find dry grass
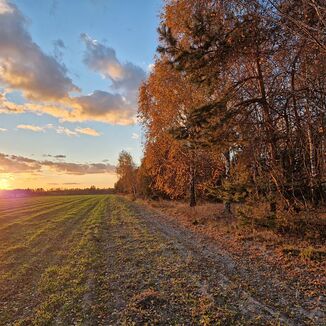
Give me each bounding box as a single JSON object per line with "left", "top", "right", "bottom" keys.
{"left": 139, "top": 198, "right": 326, "bottom": 305}
{"left": 142, "top": 199, "right": 325, "bottom": 251}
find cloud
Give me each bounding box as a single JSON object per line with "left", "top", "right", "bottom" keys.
{"left": 81, "top": 33, "right": 146, "bottom": 99}
{"left": 55, "top": 126, "right": 78, "bottom": 136}
{"left": 0, "top": 153, "right": 41, "bottom": 173}
{"left": 44, "top": 154, "right": 66, "bottom": 159}
{"left": 15, "top": 123, "right": 102, "bottom": 137}
{"left": 53, "top": 39, "right": 65, "bottom": 49}
{"left": 17, "top": 124, "right": 44, "bottom": 132}
{"left": 0, "top": 96, "right": 25, "bottom": 114}
{"left": 81, "top": 33, "right": 122, "bottom": 79}
{"left": 47, "top": 182, "right": 81, "bottom": 186}
{"left": 147, "top": 63, "right": 155, "bottom": 72}
{"left": 0, "top": 0, "right": 13, "bottom": 14}
{"left": 0, "top": 2, "right": 138, "bottom": 126}
{"left": 73, "top": 90, "right": 135, "bottom": 125}
{"left": 49, "top": 0, "right": 58, "bottom": 15}
{"left": 16, "top": 123, "right": 77, "bottom": 136}
{"left": 0, "top": 152, "right": 115, "bottom": 174}
{"left": 131, "top": 132, "right": 139, "bottom": 139}
{"left": 0, "top": 90, "right": 135, "bottom": 125}
{"left": 75, "top": 127, "right": 101, "bottom": 137}
{"left": 0, "top": 127, "right": 7, "bottom": 132}
{"left": 53, "top": 39, "right": 65, "bottom": 61}
{"left": 0, "top": 1, "right": 79, "bottom": 100}
{"left": 42, "top": 161, "right": 115, "bottom": 175}
{"left": 54, "top": 154, "right": 66, "bottom": 159}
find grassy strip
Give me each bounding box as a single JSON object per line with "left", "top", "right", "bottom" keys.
{"left": 0, "top": 196, "right": 107, "bottom": 324}
{"left": 0, "top": 197, "right": 53, "bottom": 214}
{"left": 11, "top": 195, "right": 109, "bottom": 325}
{"left": 0, "top": 197, "right": 99, "bottom": 273}
{"left": 0, "top": 196, "right": 81, "bottom": 225}
{"left": 0, "top": 196, "right": 90, "bottom": 245}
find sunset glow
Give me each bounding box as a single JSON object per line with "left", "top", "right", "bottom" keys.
{"left": 0, "top": 177, "right": 10, "bottom": 189}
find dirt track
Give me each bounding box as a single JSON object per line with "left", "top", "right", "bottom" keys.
{"left": 96, "top": 196, "right": 324, "bottom": 325}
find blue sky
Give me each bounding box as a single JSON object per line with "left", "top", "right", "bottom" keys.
{"left": 0, "top": 0, "right": 162, "bottom": 189}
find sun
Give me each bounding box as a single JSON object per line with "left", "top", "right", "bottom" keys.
{"left": 0, "top": 178, "right": 10, "bottom": 190}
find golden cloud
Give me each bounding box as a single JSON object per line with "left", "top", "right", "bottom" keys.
{"left": 75, "top": 127, "right": 101, "bottom": 136}
{"left": 0, "top": 92, "right": 136, "bottom": 125}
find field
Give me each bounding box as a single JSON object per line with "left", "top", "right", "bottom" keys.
{"left": 0, "top": 195, "right": 109, "bottom": 325}
{"left": 0, "top": 195, "right": 324, "bottom": 325}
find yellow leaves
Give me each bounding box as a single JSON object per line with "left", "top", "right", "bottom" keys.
{"left": 138, "top": 56, "right": 220, "bottom": 199}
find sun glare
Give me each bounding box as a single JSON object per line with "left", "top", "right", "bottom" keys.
{"left": 0, "top": 178, "right": 10, "bottom": 189}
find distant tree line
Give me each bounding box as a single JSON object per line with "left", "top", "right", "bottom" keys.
{"left": 116, "top": 0, "right": 325, "bottom": 216}
{"left": 0, "top": 186, "right": 115, "bottom": 198}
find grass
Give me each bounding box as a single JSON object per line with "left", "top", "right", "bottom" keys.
{"left": 1, "top": 195, "right": 321, "bottom": 324}
{"left": 0, "top": 195, "right": 109, "bottom": 325}
{"left": 1, "top": 194, "right": 242, "bottom": 325}
{"left": 142, "top": 198, "right": 326, "bottom": 255}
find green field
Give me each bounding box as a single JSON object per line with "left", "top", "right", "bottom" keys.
{"left": 0, "top": 195, "right": 110, "bottom": 325}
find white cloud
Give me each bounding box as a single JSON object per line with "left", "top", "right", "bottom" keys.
{"left": 55, "top": 126, "right": 78, "bottom": 137}
{"left": 0, "top": 127, "right": 7, "bottom": 132}
{"left": 0, "top": 0, "right": 13, "bottom": 14}
{"left": 17, "top": 124, "right": 44, "bottom": 132}
{"left": 131, "top": 132, "right": 139, "bottom": 139}
{"left": 147, "top": 63, "right": 155, "bottom": 72}
{"left": 16, "top": 123, "right": 101, "bottom": 137}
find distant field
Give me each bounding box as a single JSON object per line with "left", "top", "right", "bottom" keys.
{"left": 0, "top": 195, "right": 109, "bottom": 325}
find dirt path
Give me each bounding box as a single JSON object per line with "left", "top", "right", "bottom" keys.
{"left": 93, "top": 196, "right": 324, "bottom": 325}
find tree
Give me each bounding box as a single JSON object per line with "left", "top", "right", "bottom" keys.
{"left": 138, "top": 59, "right": 223, "bottom": 206}
{"left": 157, "top": 0, "right": 325, "bottom": 211}
{"left": 115, "top": 151, "right": 137, "bottom": 199}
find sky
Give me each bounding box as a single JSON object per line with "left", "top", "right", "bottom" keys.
{"left": 0, "top": 0, "right": 163, "bottom": 189}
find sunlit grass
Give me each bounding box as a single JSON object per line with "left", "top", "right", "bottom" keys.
{"left": 0, "top": 195, "right": 109, "bottom": 325}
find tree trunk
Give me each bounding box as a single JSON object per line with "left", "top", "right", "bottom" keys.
{"left": 306, "top": 106, "right": 318, "bottom": 205}
{"left": 189, "top": 163, "right": 196, "bottom": 207}
{"left": 256, "top": 51, "right": 280, "bottom": 211}
{"left": 223, "top": 150, "right": 231, "bottom": 215}
{"left": 131, "top": 185, "right": 137, "bottom": 201}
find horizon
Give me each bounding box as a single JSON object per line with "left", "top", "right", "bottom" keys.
{"left": 0, "top": 0, "right": 162, "bottom": 190}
